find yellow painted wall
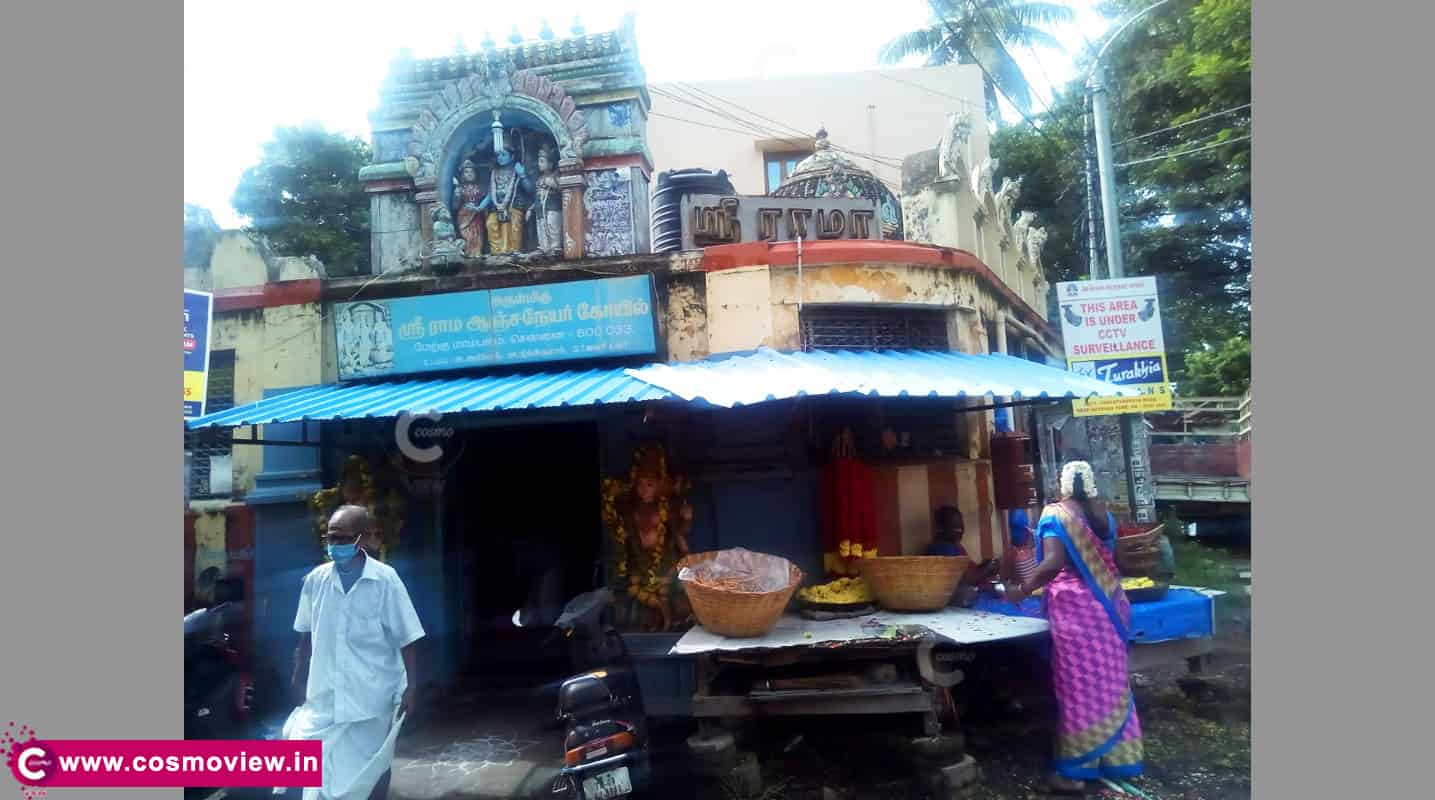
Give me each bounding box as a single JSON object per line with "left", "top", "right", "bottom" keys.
{"left": 186, "top": 232, "right": 327, "bottom": 499}
{"left": 697, "top": 261, "right": 1039, "bottom": 357}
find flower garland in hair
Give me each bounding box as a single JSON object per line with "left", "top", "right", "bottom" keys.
{"left": 1059, "top": 461, "right": 1098, "bottom": 500}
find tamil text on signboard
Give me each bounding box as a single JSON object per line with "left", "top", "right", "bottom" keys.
{"left": 335, "top": 274, "right": 658, "bottom": 380}
{"left": 1056, "top": 276, "right": 1173, "bottom": 417}
{"left": 184, "top": 289, "right": 214, "bottom": 418}
{"left": 678, "top": 194, "right": 881, "bottom": 250}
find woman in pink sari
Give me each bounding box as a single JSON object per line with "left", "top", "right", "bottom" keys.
{"left": 1006, "top": 461, "right": 1143, "bottom": 793}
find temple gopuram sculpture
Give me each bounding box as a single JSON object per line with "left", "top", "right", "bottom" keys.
{"left": 358, "top": 15, "right": 653, "bottom": 272}
{"left": 530, "top": 144, "right": 564, "bottom": 255}
{"left": 772, "top": 128, "right": 905, "bottom": 240}
{"left": 474, "top": 116, "right": 534, "bottom": 255}
{"left": 453, "top": 159, "right": 487, "bottom": 257}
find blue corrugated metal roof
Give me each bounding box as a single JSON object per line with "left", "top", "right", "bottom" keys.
{"left": 186, "top": 348, "right": 1132, "bottom": 429}
{"left": 184, "top": 367, "right": 672, "bottom": 429}
{"left": 625, "top": 347, "right": 1134, "bottom": 408}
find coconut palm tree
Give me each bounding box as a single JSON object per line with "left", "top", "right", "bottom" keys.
{"left": 879, "top": 0, "right": 1076, "bottom": 121}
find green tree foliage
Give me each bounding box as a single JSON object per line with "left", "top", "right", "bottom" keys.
{"left": 880, "top": 1, "right": 1076, "bottom": 119}
{"left": 991, "top": 0, "right": 1250, "bottom": 393}
{"left": 1180, "top": 335, "right": 1250, "bottom": 396}
{"left": 1100, "top": 0, "right": 1250, "bottom": 387}
{"left": 183, "top": 203, "right": 222, "bottom": 270}
{"left": 232, "top": 125, "right": 372, "bottom": 276}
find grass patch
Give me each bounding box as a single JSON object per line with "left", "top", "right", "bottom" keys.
{"left": 1161, "top": 520, "right": 1250, "bottom": 609}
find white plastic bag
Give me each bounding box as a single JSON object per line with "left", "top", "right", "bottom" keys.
{"left": 678, "top": 548, "right": 793, "bottom": 593}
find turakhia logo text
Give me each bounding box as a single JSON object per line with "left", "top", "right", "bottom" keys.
{"left": 1087, "top": 357, "right": 1165, "bottom": 385}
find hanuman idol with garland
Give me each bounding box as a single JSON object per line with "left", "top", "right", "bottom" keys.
{"left": 602, "top": 446, "right": 693, "bottom": 632}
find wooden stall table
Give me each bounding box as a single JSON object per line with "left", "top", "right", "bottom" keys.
{"left": 670, "top": 609, "right": 1049, "bottom": 736}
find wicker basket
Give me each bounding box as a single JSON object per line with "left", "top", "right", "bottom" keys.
{"left": 676, "top": 551, "right": 803, "bottom": 638}
{"left": 1117, "top": 526, "right": 1163, "bottom": 576}
{"left": 857, "top": 556, "right": 970, "bottom": 612}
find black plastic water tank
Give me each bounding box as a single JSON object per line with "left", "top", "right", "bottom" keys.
{"left": 651, "top": 168, "right": 737, "bottom": 253}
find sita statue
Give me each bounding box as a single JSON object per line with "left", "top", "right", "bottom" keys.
{"left": 452, "top": 159, "right": 487, "bottom": 258}
{"left": 309, "top": 454, "right": 405, "bottom": 561}
{"left": 601, "top": 445, "right": 694, "bottom": 631}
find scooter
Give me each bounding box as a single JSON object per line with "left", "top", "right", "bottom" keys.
{"left": 184, "top": 600, "right": 254, "bottom": 742}
{"left": 513, "top": 589, "right": 651, "bottom": 800}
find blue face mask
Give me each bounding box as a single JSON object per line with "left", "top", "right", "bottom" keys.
{"left": 328, "top": 541, "right": 359, "bottom": 564}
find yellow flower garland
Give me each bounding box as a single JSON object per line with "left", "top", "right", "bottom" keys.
{"left": 310, "top": 455, "right": 404, "bottom": 561}
{"left": 602, "top": 448, "right": 679, "bottom": 610}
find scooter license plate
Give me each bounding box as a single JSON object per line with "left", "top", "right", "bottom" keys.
{"left": 582, "top": 766, "right": 632, "bottom": 799}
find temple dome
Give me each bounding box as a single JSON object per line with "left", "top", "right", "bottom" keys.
{"left": 772, "top": 128, "right": 904, "bottom": 240}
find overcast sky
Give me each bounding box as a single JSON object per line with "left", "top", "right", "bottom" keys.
{"left": 185, "top": 0, "right": 1110, "bottom": 228}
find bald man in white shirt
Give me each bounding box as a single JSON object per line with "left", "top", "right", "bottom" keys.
{"left": 284, "top": 505, "right": 424, "bottom": 800}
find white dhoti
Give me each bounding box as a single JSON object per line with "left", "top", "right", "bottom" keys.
{"left": 282, "top": 704, "right": 405, "bottom": 800}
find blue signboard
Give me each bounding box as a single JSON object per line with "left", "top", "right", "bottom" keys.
{"left": 1069, "top": 356, "right": 1166, "bottom": 386}
{"left": 335, "top": 275, "right": 658, "bottom": 380}
{"left": 184, "top": 290, "right": 214, "bottom": 418}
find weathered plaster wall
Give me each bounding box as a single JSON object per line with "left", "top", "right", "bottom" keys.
{"left": 207, "top": 302, "right": 324, "bottom": 495}
{"left": 663, "top": 272, "right": 710, "bottom": 362}
{"left": 705, "top": 266, "right": 775, "bottom": 354}
{"left": 905, "top": 180, "right": 1050, "bottom": 318}
{"left": 700, "top": 260, "right": 1033, "bottom": 357}
{"left": 186, "top": 232, "right": 328, "bottom": 498}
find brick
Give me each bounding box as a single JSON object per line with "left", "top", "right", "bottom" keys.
{"left": 941, "top": 755, "right": 981, "bottom": 790}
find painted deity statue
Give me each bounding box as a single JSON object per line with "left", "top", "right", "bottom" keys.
{"left": 529, "top": 145, "right": 564, "bottom": 256}
{"left": 452, "top": 160, "right": 486, "bottom": 258}
{"left": 479, "top": 122, "right": 533, "bottom": 255}
{"left": 602, "top": 446, "right": 694, "bottom": 632}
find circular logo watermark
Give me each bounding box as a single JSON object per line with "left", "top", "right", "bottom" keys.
{"left": 9, "top": 741, "right": 56, "bottom": 788}
{"left": 391, "top": 412, "right": 464, "bottom": 497}
{"left": 395, "top": 412, "right": 450, "bottom": 464}
{"left": 916, "top": 640, "right": 975, "bottom": 688}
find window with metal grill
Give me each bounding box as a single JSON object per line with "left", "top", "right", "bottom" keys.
{"left": 185, "top": 350, "right": 235, "bottom": 499}
{"left": 799, "top": 307, "right": 950, "bottom": 352}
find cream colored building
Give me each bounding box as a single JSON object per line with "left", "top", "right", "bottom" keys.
{"left": 184, "top": 233, "right": 330, "bottom": 500}
{"left": 647, "top": 65, "right": 991, "bottom": 196}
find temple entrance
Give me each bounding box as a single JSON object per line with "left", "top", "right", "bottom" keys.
{"left": 445, "top": 420, "right": 603, "bottom": 689}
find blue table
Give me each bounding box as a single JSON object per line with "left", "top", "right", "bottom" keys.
{"left": 969, "top": 588, "right": 1219, "bottom": 644}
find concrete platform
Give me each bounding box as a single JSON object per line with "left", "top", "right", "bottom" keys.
{"left": 389, "top": 696, "right": 559, "bottom": 800}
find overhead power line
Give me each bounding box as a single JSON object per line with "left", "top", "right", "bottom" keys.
{"left": 1115, "top": 134, "right": 1251, "bottom": 168}
{"left": 647, "top": 110, "right": 777, "bottom": 140}
{"left": 873, "top": 72, "right": 981, "bottom": 112}
{"left": 1116, "top": 104, "right": 1252, "bottom": 147}
{"left": 674, "top": 81, "right": 907, "bottom": 169}
{"left": 650, "top": 82, "right": 906, "bottom": 171}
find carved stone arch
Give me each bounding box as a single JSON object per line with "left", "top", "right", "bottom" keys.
{"left": 404, "top": 67, "right": 592, "bottom": 260}
{"left": 405, "top": 68, "right": 591, "bottom": 187}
